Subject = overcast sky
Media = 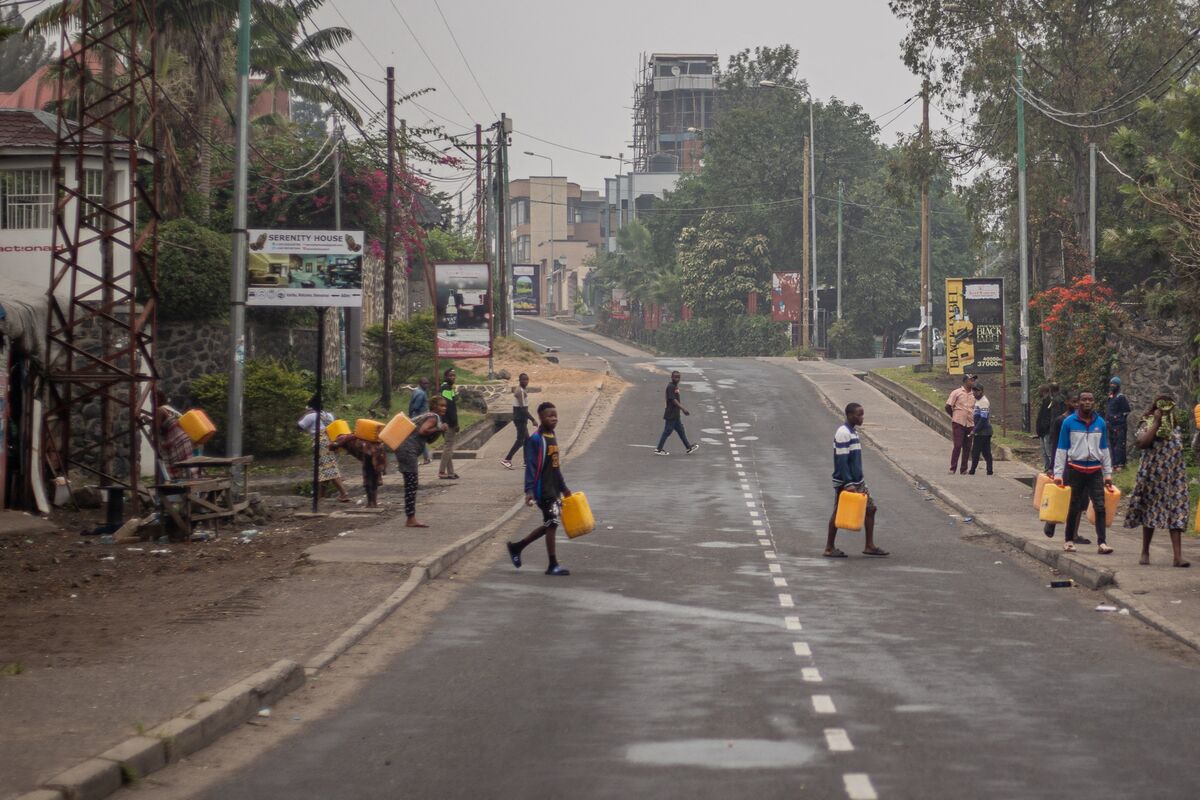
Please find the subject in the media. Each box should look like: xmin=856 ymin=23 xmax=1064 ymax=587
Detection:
xmin=316 ymin=0 xmax=956 ymax=193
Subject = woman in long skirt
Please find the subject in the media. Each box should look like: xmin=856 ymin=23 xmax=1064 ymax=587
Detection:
xmin=1125 ymin=392 xmax=1191 ymax=567
xmin=298 ymin=398 xmax=350 ymax=502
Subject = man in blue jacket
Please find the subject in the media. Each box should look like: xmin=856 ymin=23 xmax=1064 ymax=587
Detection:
xmin=1054 ymin=390 xmax=1115 ymax=554
xmin=506 ymin=402 xmax=573 ymax=576
xmin=826 ymin=402 xmax=888 ymax=559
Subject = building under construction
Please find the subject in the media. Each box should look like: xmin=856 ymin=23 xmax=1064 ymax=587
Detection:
xmin=631 ymin=53 xmax=719 ymax=174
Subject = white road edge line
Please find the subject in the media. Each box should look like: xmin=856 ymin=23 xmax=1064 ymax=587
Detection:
xmin=843 ymin=774 xmax=878 ymax=800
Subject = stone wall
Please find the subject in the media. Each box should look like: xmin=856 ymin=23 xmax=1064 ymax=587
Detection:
xmin=1111 ymin=317 xmax=1198 ymax=421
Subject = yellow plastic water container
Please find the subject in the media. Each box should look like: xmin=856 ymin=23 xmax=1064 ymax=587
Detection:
xmin=1033 ymin=473 xmax=1053 ymax=510
xmin=1194 ymin=403 xmax=1200 ymax=429
xmin=325 ymin=419 xmax=351 ymax=441
xmin=834 ymin=488 xmax=868 ymax=531
xmin=561 ymin=492 xmax=595 ymax=539
xmin=354 ymin=418 xmax=384 ymax=442
xmin=1086 ymin=485 xmax=1122 ymax=526
xmin=178 ymin=409 xmax=216 ymax=444
xmin=1194 ymin=499 xmax=1200 ymax=534
xmin=379 ymin=413 xmax=416 ymax=450
xmin=1039 ymin=483 xmax=1072 ymax=524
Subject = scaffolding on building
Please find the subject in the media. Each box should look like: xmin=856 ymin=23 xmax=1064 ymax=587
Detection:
xmin=631 ymin=52 xmax=719 ymax=176
xmin=45 ymin=0 xmax=161 ymax=508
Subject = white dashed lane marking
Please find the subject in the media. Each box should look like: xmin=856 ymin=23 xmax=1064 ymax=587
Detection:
xmin=792 ymin=641 xmax=812 ymax=657
xmin=812 ymin=695 xmax=837 ymax=714
xmin=779 ymin=594 xmax=794 ymax=608
xmin=844 ymin=774 xmax=878 ymax=800
xmin=802 ymin=667 xmax=822 ymax=682
xmin=774 ymin=578 xmax=788 ymax=587
xmin=825 ymin=729 xmax=854 ymax=752
xmin=785 ymin=616 xmax=802 ymax=630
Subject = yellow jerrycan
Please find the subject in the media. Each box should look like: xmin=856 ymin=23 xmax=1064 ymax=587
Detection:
xmin=1194 ymin=498 xmax=1200 ymax=534
xmin=379 ymin=413 xmax=416 ymax=450
xmin=561 ymin=492 xmax=595 ymax=539
xmin=835 ymin=488 xmax=868 ymax=531
xmin=179 ymin=409 xmax=217 ymax=445
xmin=325 ymin=419 xmax=351 ymax=441
xmin=1087 ymin=485 xmax=1121 ymax=526
xmin=354 ymin=418 xmax=384 ymax=442
xmin=1039 ymin=483 xmax=1072 ymax=524
xmin=1032 ymin=473 xmax=1053 ymax=510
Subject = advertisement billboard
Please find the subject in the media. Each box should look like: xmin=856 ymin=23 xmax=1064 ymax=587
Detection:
xmin=771 ymin=272 xmax=803 ymax=322
xmin=945 ymin=277 xmax=1004 ymax=374
xmin=434 ymin=262 xmax=492 ymax=358
xmin=245 ymin=229 xmax=365 ymax=307
xmin=512 ymin=263 xmax=541 ymax=316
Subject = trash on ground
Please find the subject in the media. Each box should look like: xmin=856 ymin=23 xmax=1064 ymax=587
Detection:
xmin=1170 ymin=600 xmax=1183 ymax=605
xmin=190 ymin=531 xmax=213 ymax=542
xmin=1049 ymin=579 xmax=1074 ymax=588
xmin=99 ymin=555 xmax=115 ymax=561
xmin=963 ymin=516 xmax=974 ymax=523
xmin=257 ymin=708 xmax=271 ymax=717
xmin=1095 ymin=604 xmax=1119 ymax=613
xmin=1118 ymin=608 xmax=1131 ymax=616
xmin=150 ymin=549 xmax=171 ymax=555
xmin=126 ymin=547 xmax=144 ymax=552
xmin=994 ymin=560 xmax=1003 ymax=565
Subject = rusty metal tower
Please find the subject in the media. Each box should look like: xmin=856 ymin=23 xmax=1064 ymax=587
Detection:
xmin=45 ymin=0 xmax=161 ymax=506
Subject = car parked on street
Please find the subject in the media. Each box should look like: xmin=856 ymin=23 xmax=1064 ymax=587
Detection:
xmin=895 ymin=326 xmax=944 ymax=356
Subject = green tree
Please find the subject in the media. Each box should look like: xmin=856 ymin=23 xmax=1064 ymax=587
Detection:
xmin=677 ymin=212 xmax=771 ymax=318
xmin=0 ymin=10 xmax=52 ymax=92
xmin=155 ymin=219 xmax=232 ymax=320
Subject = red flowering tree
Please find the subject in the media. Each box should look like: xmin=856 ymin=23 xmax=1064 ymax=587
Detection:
xmin=1030 ymin=276 xmax=1127 ymax=394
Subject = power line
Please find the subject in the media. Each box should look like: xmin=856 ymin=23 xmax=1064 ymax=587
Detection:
xmin=431 ymin=0 xmax=497 ymax=118
xmin=383 ymin=0 xmax=477 ymax=122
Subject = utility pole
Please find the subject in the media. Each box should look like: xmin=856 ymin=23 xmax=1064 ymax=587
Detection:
xmin=475 ymin=124 xmax=483 ymax=252
xmin=226 ymin=0 xmax=251 ymax=473
xmin=381 ymin=67 xmax=395 ymax=411
xmin=920 ymin=79 xmax=932 ymax=369
xmin=1089 ymin=141 xmax=1097 ymax=277
xmin=1016 ymin=51 xmax=1031 ymax=431
xmin=801 ymin=136 xmax=811 ymax=348
xmin=808 ymin=93 xmax=818 ymax=349
xmin=499 ymin=114 xmax=512 ymax=335
xmin=836 ymin=179 xmax=843 ymax=320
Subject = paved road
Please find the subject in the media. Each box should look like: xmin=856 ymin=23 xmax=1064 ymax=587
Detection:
xmin=190 ymin=344 xmax=1200 ymax=798
xmin=513 ymin=317 xmax=626 ymax=358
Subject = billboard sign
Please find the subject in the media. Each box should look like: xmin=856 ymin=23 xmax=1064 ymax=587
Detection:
xmin=512 ymin=263 xmax=541 ymax=316
xmin=434 ymin=262 xmax=492 ymax=358
xmin=610 ymin=288 xmax=630 ymax=321
xmin=246 ymin=229 xmax=365 ymax=307
xmin=945 ymin=277 xmax=1004 ymax=374
xmin=771 ymin=272 xmax=803 ymax=322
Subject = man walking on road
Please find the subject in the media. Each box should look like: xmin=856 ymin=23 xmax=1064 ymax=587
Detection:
xmin=501 ymin=373 xmax=530 ymax=470
xmin=654 ymin=370 xmax=699 ymax=456
xmin=944 ymin=374 xmax=976 ymax=474
xmin=507 ymin=402 xmax=573 ymax=576
xmin=1054 ymin=390 xmax=1115 ymax=554
xmin=827 ymin=402 xmax=888 ymax=558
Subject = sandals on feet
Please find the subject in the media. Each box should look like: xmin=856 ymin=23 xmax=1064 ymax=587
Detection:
xmin=823 ymin=549 xmax=848 ymax=558
xmin=862 ymin=547 xmax=890 ymax=557
xmin=1063 ymin=542 xmax=1076 ymax=552
xmin=1175 ymin=561 xmax=1191 ymax=568
xmin=1098 ymin=544 xmax=1114 ymax=555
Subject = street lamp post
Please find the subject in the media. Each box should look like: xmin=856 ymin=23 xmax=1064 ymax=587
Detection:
xmin=524 ymin=151 xmax=555 ymax=315
xmin=760 ymin=80 xmax=818 ymax=347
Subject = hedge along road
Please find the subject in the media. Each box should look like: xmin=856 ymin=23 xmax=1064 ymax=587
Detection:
xmin=140 ymin=342 xmax=1200 ymax=800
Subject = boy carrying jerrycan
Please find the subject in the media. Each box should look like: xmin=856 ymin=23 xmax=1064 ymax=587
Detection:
xmin=827 ymin=402 xmax=889 ymax=559
xmin=506 ymin=402 xmax=593 ymax=576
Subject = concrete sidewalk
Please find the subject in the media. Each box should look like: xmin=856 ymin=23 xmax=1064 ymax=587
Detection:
xmin=772 ymin=357 xmax=1200 ymax=654
xmin=534 ymin=317 xmax=651 ymax=358
xmin=3 ymin=368 xmax=614 ymax=800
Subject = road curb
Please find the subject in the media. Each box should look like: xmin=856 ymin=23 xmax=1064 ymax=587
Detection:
xmin=14 ymin=375 xmax=613 ymax=800
xmin=789 ymin=368 xmax=1200 ymax=650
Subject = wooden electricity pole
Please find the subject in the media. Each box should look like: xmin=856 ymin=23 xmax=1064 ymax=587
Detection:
xmin=381 ymin=67 xmax=395 ymax=410
xmin=919 ymin=79 xmax=932 ymax=368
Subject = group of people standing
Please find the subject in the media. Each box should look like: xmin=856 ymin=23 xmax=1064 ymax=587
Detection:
xmin=944 ymin=374 xmax=995 ymax=475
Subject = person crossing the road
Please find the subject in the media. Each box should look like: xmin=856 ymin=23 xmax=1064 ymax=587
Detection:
xmin=507 ymin=402 xmax=573 ymax=576
xmin=654 ymin=370 xmax=700 ymax=455
xmin=826 ymin=402 xmax=888 ymax=558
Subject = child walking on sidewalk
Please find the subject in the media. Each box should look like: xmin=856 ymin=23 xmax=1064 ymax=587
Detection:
xmin=826 ymin=402 xmax=889 ymax=558
xmin=507 ymin=402 xmax=573 ymax=576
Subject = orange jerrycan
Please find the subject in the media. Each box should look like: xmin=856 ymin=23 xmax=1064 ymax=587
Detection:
xmin=1039 ymin=483 xmax=1072 ymax=524
xmin=325 ymin=419 xmax=351 ymax=441
xmin=354 ymin=418 xmax=384 ymax=442
xmin=1194 ymin=498 xmax=1200 ymax=534
xmin=1032 ymin=473 xmax=1053 ymax=510
xmin=561 ymin=492 xmax=595 ymax=539
xmin=179 ymin=409 xmax=217 ymax=444
xmin=1087 ymin=486 xmax=1121 ymax=526
xmin=835 ymin=488 xmax=868 ymax=531
xmin=379 ymin=413 xmax=416 ymax=450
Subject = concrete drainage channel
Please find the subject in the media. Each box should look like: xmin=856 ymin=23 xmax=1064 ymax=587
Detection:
xmin=16 ymin=382 xmax=608 ymax=800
